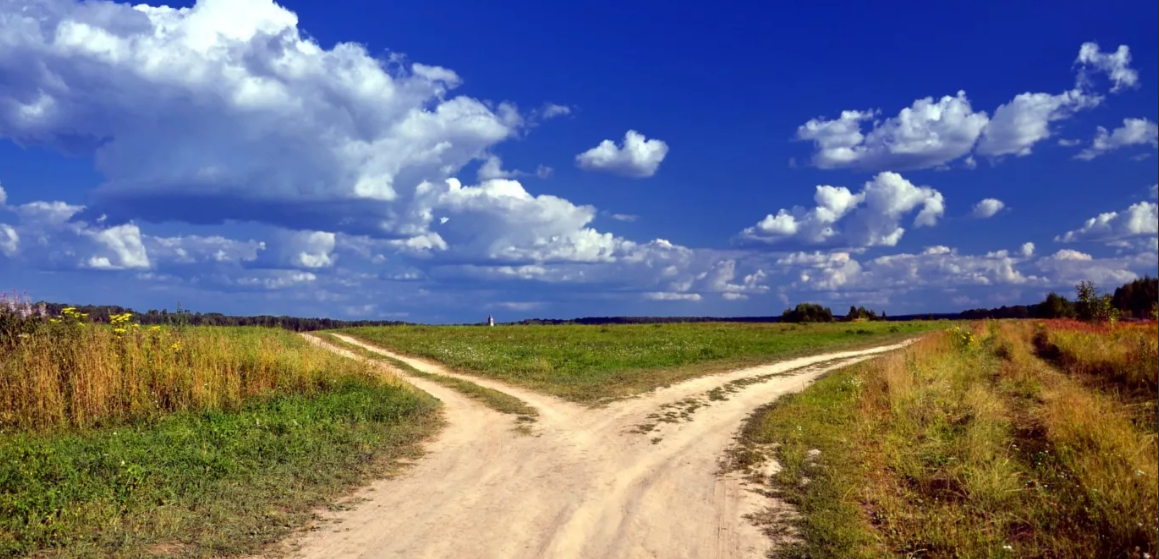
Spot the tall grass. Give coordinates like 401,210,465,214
1,323,386,433
1039,320,1158,396
737,321,1158,559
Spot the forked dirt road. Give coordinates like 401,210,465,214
289,334,910,559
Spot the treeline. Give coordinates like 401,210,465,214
36,302,409,332
960,277,1158,321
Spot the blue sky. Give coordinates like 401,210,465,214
1,0,1156,323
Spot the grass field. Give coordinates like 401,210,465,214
1,316,440,558
340,321,938,403
319,333,538,424
733,320,1158,559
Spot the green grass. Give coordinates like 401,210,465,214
319,334,538,424
340,322,938,403
0,322,444,558
0,380,439,559
733,321,1158,559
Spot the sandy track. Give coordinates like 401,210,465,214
287,335,909,559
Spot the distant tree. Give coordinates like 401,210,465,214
1112,276,1158,319
1075,281,1119,323
782,303,835,324
1036,292,1076,319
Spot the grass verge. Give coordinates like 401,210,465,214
0,379,439,559
319,334,538,424
1,322,442,558
732,321,1158,559
340,322,938,403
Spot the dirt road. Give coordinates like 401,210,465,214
288,334,908,559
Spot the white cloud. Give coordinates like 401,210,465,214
609,213,639,222
540,103,572,119
737,172,945,248
282,230,337,269
1075,118,1159,160
798,43,1138,169
0,224,17,257
643,292,702,302
1056,201,1158,244
796,91,988,171
1076,42,1139,92
575,130,669,178
145,234,265,265
477,155,518,181
971,198,1007,219
1151,185,1158,200
428,178,623,263
1035,249,1140,286
0,0,522,236
1020,242,1036,258
83,224,150,270
477,155,551,182
975,89,1100,157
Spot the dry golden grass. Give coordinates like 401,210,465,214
739,320,1158,559
1,321,389,433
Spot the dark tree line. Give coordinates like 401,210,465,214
958,277,1158,321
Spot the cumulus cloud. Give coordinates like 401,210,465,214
1056,201,1158,244
0,0,522,236
798,43,1137,169
1075,42,1139,92
1035,249,1140,286
1020,242,1036,258
737,172,945,248
796,91,988,171
971,198,1007,219
975,43,1134,158
575,130,669,178
1074,118,1158,160
975,89,1100,157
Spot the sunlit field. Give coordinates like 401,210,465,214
735,320,1158,559
1,305,439,558
341,321,940,403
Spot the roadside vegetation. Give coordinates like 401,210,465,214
340,321,939,403
1,296,439,559
734,318,1158,559
319,333,539,424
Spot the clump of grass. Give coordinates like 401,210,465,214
341,322,938,403
736,322,1158,559
319,334,538,423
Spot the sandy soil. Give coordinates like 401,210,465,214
286,334,909,559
